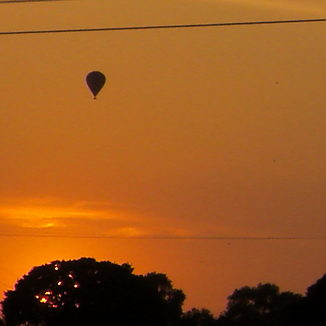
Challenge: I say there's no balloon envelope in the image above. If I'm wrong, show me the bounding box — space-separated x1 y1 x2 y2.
86 71 106 99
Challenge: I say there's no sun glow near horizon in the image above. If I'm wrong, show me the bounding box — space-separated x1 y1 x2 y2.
0 198 136 233
0 197 198 239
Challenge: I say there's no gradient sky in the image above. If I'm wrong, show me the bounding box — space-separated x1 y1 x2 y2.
0 0 325 314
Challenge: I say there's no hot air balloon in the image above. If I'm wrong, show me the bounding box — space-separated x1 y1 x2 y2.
86 71 106 99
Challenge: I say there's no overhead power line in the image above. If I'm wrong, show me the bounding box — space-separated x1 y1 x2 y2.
0 18 325 36
0 0 68 3
0 233 325 240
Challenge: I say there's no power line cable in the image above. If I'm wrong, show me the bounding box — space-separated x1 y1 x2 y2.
0 233 325 240
0 0 68 3
0 18 325 36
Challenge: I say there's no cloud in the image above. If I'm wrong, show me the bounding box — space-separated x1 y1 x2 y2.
0 196 256 239
0 197 134 234
0 196 195 239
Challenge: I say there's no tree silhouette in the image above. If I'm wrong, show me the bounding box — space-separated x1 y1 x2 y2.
216 283 302 326
2 257 185 326
181 308 217 325
277 273 326 326
306 273 326 312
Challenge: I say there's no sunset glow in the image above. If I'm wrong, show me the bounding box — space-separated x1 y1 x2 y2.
0 0 325 315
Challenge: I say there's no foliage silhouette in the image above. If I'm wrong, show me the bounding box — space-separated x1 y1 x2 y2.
1 258 325 326
181 308 217 325
305 273 326 324
2 257 185 326
280 273 326 326
216 283 302 326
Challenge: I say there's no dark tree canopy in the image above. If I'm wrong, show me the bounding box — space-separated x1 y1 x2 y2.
217 283 302 326
2 257 185 326
181 308 217 326
1 258 325 326
302 273 326 325
306 273 326 302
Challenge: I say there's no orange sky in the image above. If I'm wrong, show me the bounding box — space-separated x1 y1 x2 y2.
0 0 325 314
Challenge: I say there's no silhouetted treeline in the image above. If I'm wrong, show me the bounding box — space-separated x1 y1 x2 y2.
0 257 325 326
